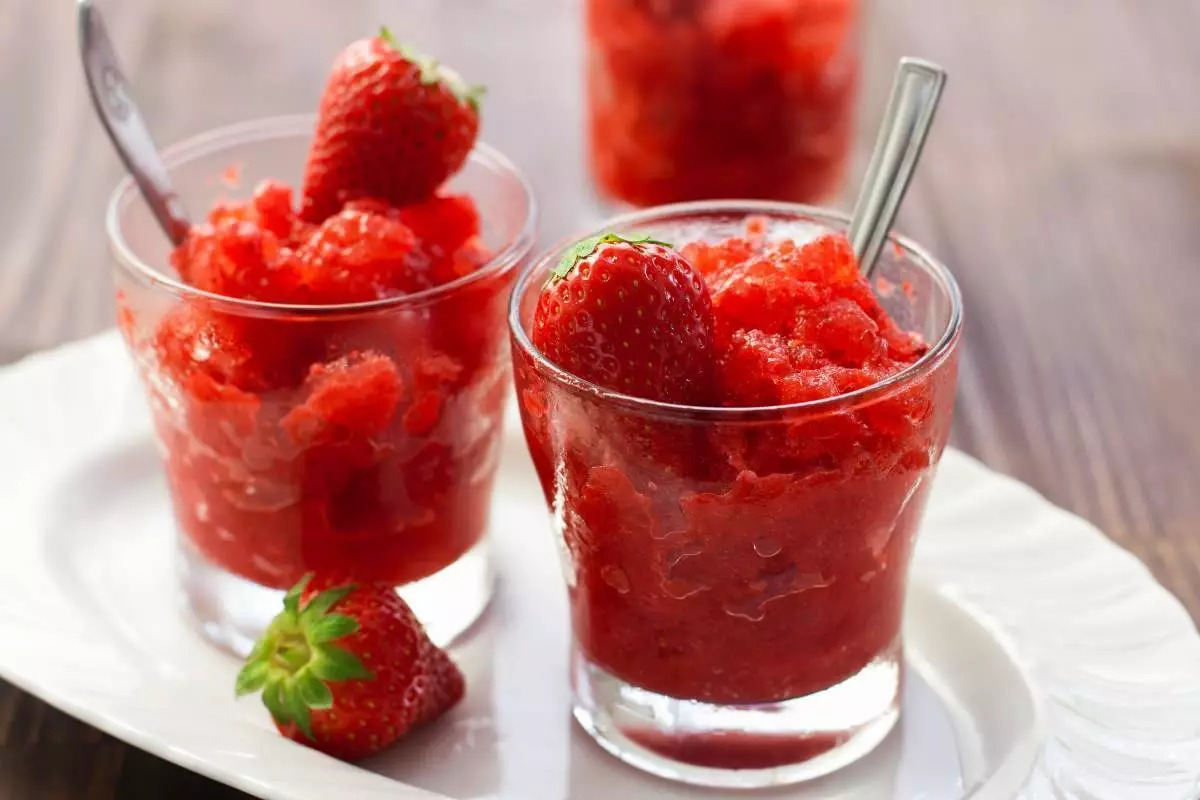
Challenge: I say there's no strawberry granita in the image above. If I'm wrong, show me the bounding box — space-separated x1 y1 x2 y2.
587 0 859 206
110 32 533 633
130 179 512 591
112 110 534 655
511 207 961 782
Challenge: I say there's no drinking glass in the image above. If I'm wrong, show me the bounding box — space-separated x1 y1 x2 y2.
587 0 861 206
111 116 536 654
509 200 961 787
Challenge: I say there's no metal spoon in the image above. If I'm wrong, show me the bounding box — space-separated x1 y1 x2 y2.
848 58 947 278
78 0 191 245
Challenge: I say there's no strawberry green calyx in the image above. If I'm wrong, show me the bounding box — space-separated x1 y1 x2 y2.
235 575 372 740
552 232 673 280
378 26 485 111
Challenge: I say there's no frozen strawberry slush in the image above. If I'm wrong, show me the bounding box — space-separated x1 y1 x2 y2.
516 223 958 706
124 180 513 588
587 0 858 206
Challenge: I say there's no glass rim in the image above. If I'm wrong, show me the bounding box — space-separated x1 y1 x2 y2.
107 114 538 318
508 199 963 421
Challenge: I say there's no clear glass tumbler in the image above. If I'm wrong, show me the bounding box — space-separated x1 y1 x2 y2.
111 116 536 655
509 201 961 788
587 0 860 207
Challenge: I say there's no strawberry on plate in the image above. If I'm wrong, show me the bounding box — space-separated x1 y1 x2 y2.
235 576 464 761
532 233 717 405
300 27 483 223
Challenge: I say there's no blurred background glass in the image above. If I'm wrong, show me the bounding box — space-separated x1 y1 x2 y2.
586 0 859 207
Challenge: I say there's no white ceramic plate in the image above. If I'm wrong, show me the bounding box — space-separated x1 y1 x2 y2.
1 333 1198 800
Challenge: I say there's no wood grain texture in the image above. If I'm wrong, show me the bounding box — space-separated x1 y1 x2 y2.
1 0 1197 796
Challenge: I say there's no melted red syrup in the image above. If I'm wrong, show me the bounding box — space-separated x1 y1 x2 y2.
516 221 958 705
129 180 513 589
587 0 859 206
623 728 848 770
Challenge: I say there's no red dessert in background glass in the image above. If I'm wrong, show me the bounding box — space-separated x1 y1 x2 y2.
510 203 961 788
112 116 535 654
587 0 859 207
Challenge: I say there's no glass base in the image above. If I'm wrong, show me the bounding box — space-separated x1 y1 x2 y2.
178 537 493 657
571 643 901 788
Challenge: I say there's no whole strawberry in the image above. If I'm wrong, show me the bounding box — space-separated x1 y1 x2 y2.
235 576 464 761
300 28 482 223
533 233 716 404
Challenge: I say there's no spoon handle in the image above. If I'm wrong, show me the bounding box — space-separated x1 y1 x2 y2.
849 58 946 278
78 0 191 245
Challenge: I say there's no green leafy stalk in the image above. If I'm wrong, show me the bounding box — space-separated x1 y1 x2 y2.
234 574 372 742
378 25 401 51
378 26 485 110
551 232 673 281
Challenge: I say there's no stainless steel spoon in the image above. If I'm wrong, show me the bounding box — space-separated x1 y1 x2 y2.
78 0 192 245
848 58 947 279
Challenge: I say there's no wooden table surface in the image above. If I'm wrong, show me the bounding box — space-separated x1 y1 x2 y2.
2 0 1199 796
